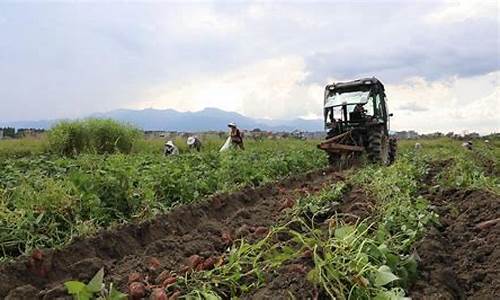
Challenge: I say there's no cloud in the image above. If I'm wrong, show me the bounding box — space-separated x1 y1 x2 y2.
397 102 429 112
425 0 499 23
137 56 324 120
304 17 499 82
388 72 500 134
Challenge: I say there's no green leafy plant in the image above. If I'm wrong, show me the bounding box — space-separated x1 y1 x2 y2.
48 119 140 156
65 268 127 300
0 139 327 259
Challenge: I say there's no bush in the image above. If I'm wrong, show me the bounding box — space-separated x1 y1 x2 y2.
48 119 140 155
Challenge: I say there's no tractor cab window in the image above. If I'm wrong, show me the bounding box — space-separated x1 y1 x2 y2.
365 96 375 116
324 89 377 123
324 91 370 108
374 94 382 116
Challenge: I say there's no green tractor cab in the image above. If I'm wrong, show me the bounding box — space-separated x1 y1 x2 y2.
318 77 397 166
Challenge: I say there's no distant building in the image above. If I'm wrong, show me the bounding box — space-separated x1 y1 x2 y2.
392 130 419 139
16 128 45 138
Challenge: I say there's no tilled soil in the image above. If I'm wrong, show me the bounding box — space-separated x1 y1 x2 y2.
241 185 374 300
0 168 346 299
410 188 500 299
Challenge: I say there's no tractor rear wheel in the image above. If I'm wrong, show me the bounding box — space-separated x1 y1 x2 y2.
367 130 390 165
388 138 397 164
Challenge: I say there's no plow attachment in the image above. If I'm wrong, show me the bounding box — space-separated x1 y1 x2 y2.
317 130 364 154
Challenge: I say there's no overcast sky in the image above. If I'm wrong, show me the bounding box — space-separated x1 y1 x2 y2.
0 0 499 133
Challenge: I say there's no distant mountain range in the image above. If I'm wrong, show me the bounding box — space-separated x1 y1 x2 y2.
0 108 324 132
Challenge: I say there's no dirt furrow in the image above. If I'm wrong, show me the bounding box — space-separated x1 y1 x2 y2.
410 189 500 300
1 167 345 299
410 160 500 299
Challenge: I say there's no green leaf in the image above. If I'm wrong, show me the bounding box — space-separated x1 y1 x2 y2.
402 255 418 279
377 243 390 256
386 253 400 269
35 213 44 224
374 289 410 300
200 291 221 300
86 268 104 293
374 265 399 287
78 290 94 300
334 225 355 240
64 281 86 295
108 285 128 300
306 268 320 284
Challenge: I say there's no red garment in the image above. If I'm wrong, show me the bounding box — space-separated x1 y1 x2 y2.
230 128 244 149
231 129 243 144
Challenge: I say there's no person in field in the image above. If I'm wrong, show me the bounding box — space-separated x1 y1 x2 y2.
228 122 244 150
354 103 366 113
187 136 202 152
462 141 473 150
164 140 179 156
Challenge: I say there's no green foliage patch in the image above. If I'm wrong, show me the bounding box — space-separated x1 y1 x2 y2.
0 141 326 260
48 119 140 156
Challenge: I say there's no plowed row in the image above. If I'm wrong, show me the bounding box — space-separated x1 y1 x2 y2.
1 168 346 299
410 190 500 299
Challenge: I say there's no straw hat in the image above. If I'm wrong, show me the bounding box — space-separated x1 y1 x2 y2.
187 136 196 145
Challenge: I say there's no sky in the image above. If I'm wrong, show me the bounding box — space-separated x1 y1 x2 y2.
0 0 499 134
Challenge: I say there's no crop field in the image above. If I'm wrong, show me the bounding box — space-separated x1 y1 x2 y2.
0 123 498 300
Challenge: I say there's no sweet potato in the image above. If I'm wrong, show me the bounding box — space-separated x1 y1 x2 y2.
128 272 144 284
302 249 313 258
279 198 295 211
161 276 176 287
202 257 216 270
254 226 268 236
222 231 233 245
129 282 146 299
195 260 206 271
155 270 170 284
147 257 161 271
476 218 500 230
31 249 43 261
187 255 203 269
178 265 190 275
150 288 168 300
169 290 181 300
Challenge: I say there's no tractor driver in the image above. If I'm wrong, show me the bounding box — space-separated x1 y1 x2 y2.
354 103 366 114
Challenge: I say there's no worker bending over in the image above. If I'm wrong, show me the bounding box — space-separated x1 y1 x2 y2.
187 136 202 152
228 122 244 150
164 140 179 156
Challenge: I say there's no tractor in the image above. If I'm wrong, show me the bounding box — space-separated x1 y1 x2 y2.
318 77 397 166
